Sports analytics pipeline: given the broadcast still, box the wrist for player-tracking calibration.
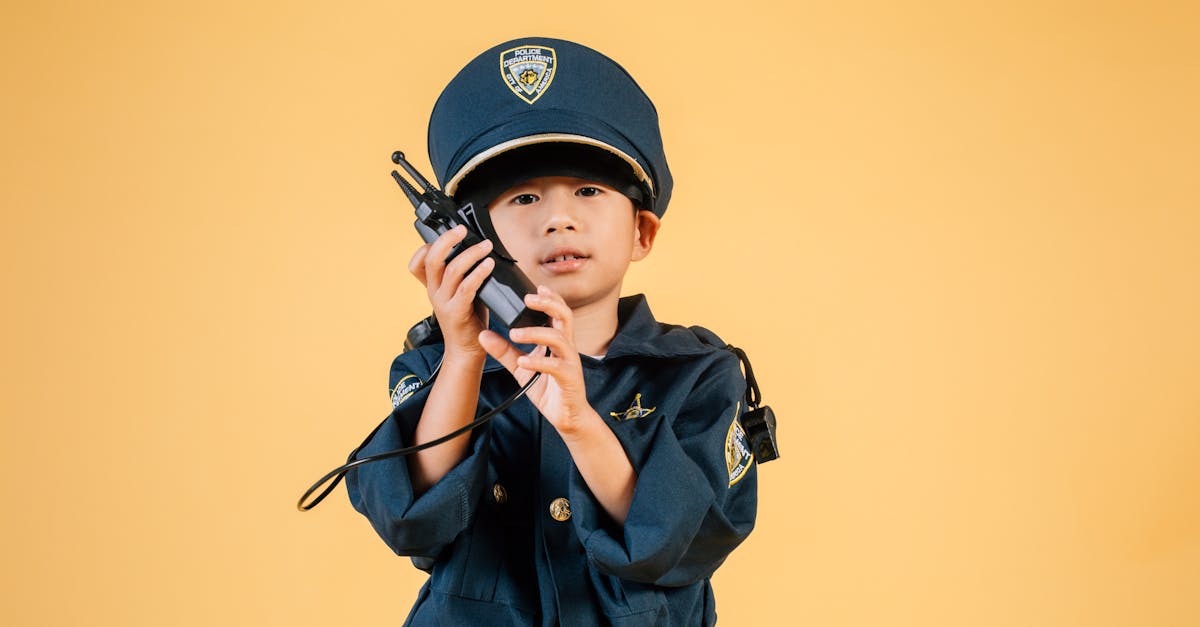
[440,345,488,370]
[557,408,607,445]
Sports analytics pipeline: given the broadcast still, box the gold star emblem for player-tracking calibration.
[610,393,656,421]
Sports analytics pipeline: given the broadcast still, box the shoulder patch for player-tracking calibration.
[390,374,423,408]
[725,402,754,486]
[500,45,556,104]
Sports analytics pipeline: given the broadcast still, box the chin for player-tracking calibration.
[556,287,621,312]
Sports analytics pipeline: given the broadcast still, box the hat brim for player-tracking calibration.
[442,110,654,199]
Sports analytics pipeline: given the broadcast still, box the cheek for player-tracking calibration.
[490,221,538,270]
[487,211,522,248]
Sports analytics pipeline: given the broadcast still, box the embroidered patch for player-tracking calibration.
[725,402,754,486]
[500,45,557,104]
[390,374,423,408]
[610,393,656,421]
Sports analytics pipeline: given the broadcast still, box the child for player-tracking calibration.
[347,37,758,626]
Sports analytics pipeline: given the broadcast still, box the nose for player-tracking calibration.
[542,188,579,234]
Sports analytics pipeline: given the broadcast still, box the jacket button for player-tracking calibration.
[492,483,508,505]
[549,497,571,522]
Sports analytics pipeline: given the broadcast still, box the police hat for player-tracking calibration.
[428,37,674,217]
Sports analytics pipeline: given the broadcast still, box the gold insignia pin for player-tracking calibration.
[611,393,656,421]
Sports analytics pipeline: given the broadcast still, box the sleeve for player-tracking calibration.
[344,348,492,566]
[570,351,759,587]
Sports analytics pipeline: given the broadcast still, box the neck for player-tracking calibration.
[569,292,622,356]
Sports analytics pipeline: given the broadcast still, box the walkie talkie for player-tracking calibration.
[390,151,548,331]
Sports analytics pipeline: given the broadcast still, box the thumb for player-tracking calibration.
[479,329,520,374]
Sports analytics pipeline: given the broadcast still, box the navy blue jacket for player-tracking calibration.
[347,295,758,626]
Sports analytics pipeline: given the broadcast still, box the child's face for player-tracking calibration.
[487,175,657,310]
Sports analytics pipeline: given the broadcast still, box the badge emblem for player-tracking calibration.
[500,45,557,104]
[390,374,423,408]
[611,393,656,421]
[725,403,754,486]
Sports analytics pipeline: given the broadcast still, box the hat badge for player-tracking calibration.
[500,45,557,104]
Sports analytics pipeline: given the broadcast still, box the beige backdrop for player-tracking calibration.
[2,1,1198,625]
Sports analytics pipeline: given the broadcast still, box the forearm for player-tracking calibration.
[561,410,636,525]
[407,350,486,495]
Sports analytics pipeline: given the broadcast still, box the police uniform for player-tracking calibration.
[344,36,763,625]
[346,295,758,626]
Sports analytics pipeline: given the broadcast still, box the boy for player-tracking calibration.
[347,37,758,626]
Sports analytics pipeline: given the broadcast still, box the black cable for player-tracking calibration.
[727,346,761,408]
[297,360,542,512]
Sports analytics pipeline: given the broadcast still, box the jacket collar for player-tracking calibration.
[481,294,720,372]
[598,294,721,361]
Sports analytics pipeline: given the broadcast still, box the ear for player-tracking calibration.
[630,210,661,262]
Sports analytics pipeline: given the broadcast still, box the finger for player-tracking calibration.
[479,329,525,375]
[525,286,574,336]
[424,225,468,288]
[438,239,494,299]
[508,326,573,357]
[516,351,567,377]
[408,244,431,286]
[453,256,495,302]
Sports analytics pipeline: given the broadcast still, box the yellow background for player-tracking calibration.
[2,1,1197,625]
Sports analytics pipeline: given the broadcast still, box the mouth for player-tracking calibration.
[540,248,590,274]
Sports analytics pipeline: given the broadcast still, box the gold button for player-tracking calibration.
[492,483,507,505]
[549,497,571,522]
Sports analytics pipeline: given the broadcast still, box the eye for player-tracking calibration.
[576,186,603,197]
[512,193,539,205]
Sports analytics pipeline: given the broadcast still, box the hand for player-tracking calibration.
[479,285,596,438]
[408,224,495,358]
